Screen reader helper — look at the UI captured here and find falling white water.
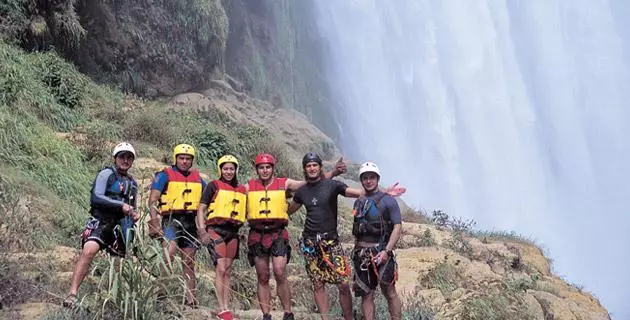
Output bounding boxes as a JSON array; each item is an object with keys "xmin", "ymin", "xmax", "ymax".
[{"xmin": 313, "ymin": 0, "xmax": 630, "ymax": 317}]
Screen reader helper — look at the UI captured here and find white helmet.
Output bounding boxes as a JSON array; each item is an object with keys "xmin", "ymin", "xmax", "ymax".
[
  {"xmin": 358, "ymin": 162, "xmax": 380, "ymax": 179},
  {"xmin": 112, "ymin": 142, "xmax": 136, "ymax": 158}
]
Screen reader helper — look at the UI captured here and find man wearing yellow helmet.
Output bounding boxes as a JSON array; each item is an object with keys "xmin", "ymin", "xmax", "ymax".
[
  {"xmin": 148, "ymin": 143, "xmax": 206, "ymax": 307},
  {"xmin": 196, "ymin": 155, "xmax": 246, "ymax": 320},
  {"xmin": 63, "ymin": 142, "xmax": 139, "ymax": 308}
]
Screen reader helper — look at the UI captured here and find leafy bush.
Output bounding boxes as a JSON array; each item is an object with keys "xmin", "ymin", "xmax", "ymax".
[{"xmin": 193, "ymin": 128, "xmax": 231, "ymax": 169}]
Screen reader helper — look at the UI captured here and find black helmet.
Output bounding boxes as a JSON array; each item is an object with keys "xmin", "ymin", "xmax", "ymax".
[{"xmin": 302, "ymin": 152, "xmax": 323, "ymax": 167}]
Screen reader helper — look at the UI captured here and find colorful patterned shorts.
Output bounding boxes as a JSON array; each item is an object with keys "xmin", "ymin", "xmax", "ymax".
[{"xmin": 300, "ymin": 237, "xmax": 351, "ymax": 284}]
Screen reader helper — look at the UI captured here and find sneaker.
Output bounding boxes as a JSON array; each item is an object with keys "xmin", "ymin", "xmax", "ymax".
[
  {"xmin": 62, "ymin": 294, "xmax": 77, "ymax": 308},
  {"xmin": 282, "ymin": 312, "xmax": 295, "ymax": 320},
  {"xmin": 217, "ymin": 310, "xmax": 234, "ymax": 320}
]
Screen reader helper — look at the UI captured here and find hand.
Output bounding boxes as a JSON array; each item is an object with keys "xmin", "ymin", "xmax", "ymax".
[
  {"xmin": 384, "ymin": 182, "xmax": 406, "ymax": 197},
  {"xmin": 334, "ymin": 157, "xmax": 348, "ymax": 175},
  {"xmin": 147, "ymin": 219, "xmax": 163, "ymax": 238},
  {"xmin": 373, "ymin": 251, "xmax": 389, "ymax": 266},
  {"xmin": 130, "ymin": 209, "xmax": 140, "ymax": 222},
  {"xmin": 122, "ymin": 203, "xmax": 132, "ymax": 214},
  {"xmin": 198, "ymin": 229, "xmax": 211, "ymax": 245}
]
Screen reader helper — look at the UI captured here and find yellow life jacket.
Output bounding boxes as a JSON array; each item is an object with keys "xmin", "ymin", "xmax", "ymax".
[
  {"xmin": 247, "ymin": 178, "xmax": 289, "ymax": 225},
  {"xmin": 207, "ymin": 180, "xmax": 247, "ymax": 225},
  {"xmin": 158, "ymin": 167, "xmax": 202, "ymax": 214}
]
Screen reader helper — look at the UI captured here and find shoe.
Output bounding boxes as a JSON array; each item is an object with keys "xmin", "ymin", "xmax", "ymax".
[
  {"xmin": 217, "ymin": 310, "xmax": 234, "ymax": 320},
  {"xmin": 263, "ymin": 314, "xmax": 272, "ymax": 320},
  {"xmin": 62, "ymin": 294, "xmax": 77, "ymax": 308},
  {"xmin": 282, "ymin": 312, "xmax": 295, "ymax": 320},
  {"xmin": 184, "ymin": 300, "xmax": 198, "ymax": 309}
]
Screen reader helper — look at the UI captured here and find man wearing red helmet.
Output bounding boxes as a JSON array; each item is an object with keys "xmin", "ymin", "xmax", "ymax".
[{"xmin": 245, "ymin": 153, "xmax": 344, "ymax": 320}]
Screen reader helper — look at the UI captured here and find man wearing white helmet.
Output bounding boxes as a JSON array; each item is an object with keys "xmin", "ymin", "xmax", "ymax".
[
  {"xmin": 351, "ymin": 162, "xmax": 402, "ymax": 320},
  {"xmin": 288, "ymin": 153, "xmax": 406, "ymax": 320},
  {"xmin": 63, "ymin": 142, "xmax": 139, "ymax": 308}
]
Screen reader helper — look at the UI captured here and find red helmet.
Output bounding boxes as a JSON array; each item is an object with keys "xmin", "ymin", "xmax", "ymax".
[{"xmin": 255, "ymin": 153, "xmax": 276, "ymax": 166}]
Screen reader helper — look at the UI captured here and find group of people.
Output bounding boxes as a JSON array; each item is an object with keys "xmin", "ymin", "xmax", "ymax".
[{"xmin": 63, "ymin": 142, "xmax": 406, "ymax": 320}]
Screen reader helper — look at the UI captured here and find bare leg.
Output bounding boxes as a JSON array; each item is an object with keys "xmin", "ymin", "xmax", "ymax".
[
  {"xmin": 181, "ymin": 247, "xmax": 197, "ymax": 304},
  {"xmin": 163, "ymin": 240, "xmax": 179, "ymax": 271},
  {"xmin": 215, "ymin": 258, "xmax": 233, "ymax": 311},
  {"xmin": 338, "ymin": 282, "xmax": 353, "ymax": 320},
  {"xmin": 254, "ymin": 255, "xmax": 271, "ymax": 314},
  {"xmin": 380, "ymin": 283, "xmax": 401, "ymax": 320},
  {"xmin": 361, "ymin": 291, "xmax": 376, "ymax": 320},
  {"xmin": 69, "ymin": 241, "xmax": 100, "ymax": 295},
  {"xmin": 272, "ymin": 255, "xmax": 292, "ymax": 313},
  {"xmin": 313, "ymin": 281, "xmax": 329, "ymax": 320}
]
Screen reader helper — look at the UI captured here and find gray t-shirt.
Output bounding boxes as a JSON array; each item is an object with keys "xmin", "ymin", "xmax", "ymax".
[{"xmin": 293, "ymin": 179, "xmax": 348, "ymax": 237}]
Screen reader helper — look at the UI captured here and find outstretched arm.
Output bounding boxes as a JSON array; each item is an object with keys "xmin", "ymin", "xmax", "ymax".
[
  {"xmin": 344, "ymin": 182, "xmax": 407, "ymax": 198},
  {"xmin": 286, "ymin": 157, "xmax": 347, "ymax": 191}
]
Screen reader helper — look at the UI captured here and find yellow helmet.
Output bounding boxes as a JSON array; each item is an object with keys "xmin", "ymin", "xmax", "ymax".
[
  {"xmin": 217, "ymin": 155, "xmax": 239, "ymax": 177},
  {"xmin": 172, "ymin": 144, "xmax": 195, "ymax": 164}
]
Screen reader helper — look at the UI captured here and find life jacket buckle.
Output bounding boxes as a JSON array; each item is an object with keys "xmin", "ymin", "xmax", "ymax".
[
  {"xmin": 182, "ymin": 188, "xmax": 192, "ymax": 195},
  {"xmin": 259, "ymin": 210, "xmax": 271, "ymax": 215},
  {"xmin": 260, "ymin": 197, "xmax": 271, "ymax": 202}
]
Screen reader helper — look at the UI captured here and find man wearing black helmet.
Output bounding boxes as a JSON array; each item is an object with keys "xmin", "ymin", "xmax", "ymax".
[{"xmin": 288, "ymin": 153, "xmax": 405, "ymax": 320}]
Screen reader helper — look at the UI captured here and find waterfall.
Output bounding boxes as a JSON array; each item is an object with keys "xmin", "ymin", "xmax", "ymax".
[{"xmin": 313, "ymin": 0, "xmax": 630, "ymax": 317}]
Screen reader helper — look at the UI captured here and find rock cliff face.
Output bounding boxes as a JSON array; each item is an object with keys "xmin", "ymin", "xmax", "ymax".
[
  {"xmin": 65, "ymin": 0, "xmax": 229, "ymax": 96},
  {"xmin": 394, "ymin": 222, "xmax": 610, "ymax": 319},
  {"xmin": 2, "ymin": 0, "xmax": 339, "ymax": 140}
]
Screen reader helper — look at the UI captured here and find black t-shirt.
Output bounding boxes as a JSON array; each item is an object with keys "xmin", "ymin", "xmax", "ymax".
[
  {"xmin": 293, "ymin": 179, "xmax": 348, "ymax": 237},
  {"xmin": 200, "ymin": 179, "xmax": 239, "ymax": 205},
  {"xmin": 200, "ymin": 182, "xmax": 218, "ymax": 205}
]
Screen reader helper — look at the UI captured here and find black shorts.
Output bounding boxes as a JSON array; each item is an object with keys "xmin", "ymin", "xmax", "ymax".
[
  {"xmin": 247, "ymin": 228, "xmax": 291, "ymax": 266},
  {"xmin": 82, "ymin": 216, "xmax": 135, "ymax": 257},
  {"xmin": 351, "ymin": 246, "xmax": 397, "ymax": 297},
  {"xmin": 162, "ymin": 213, "xmax": 198, "ymax": 249}
]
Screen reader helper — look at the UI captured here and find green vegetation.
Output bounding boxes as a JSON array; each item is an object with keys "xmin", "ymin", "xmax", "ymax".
[
  {"xmin": 0, "ymin": 40, "xmax": 308, "ymax": 318},
  {"xmin": 461, "ymin": 289, "xmax": 537, "ymax": 320}
]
